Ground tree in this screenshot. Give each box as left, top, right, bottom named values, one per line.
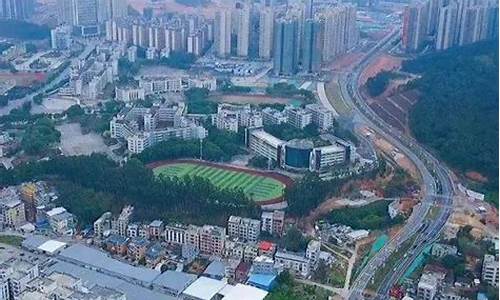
left=184, top=87, right=217, bottom=114
left=403, top=41, right=499, bottom=204
left=21, top=117, right=60, bottom=155
left=282, top=227, right=307, bottom=252
left=65, top=104, right=85, bottom=119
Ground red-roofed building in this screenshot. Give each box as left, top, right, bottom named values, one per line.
left=258, top=241, right=276, bottom=257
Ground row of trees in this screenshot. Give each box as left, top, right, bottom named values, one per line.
left=327, top=201, right=404, bottom=230
left=365, top=71, right=401, bottom=97
left=265, top=82, right=315, bottom=103
left=263, top=123, right=319, bottom=141
left=403, top=41, right=499, bottom=203
left=136, top=126, right=245, bottom=163
left=0, top=155, right=259, bottom=226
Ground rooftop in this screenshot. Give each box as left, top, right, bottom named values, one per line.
left=58, top=244, right=160, bottom=285
left=251, top=129, right=285, bottom=148
left=221, top=284, right=268, bottom=300
left=182, top=277, right=227, bottom=300
left=152, top=271, right=197, bottom=295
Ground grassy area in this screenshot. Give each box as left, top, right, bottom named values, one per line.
left=153, top=163, right=286, bottom=202
left=0, top=235, right=24, bottom=247
left=329, top=261, right=347, bottom=288
left=325, top=81, right=352, bottom=116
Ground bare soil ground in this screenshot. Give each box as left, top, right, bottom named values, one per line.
left=57, top=123, right=109, bottom=156
left=0, top=72, right=47, bottom=86
left=327, top=52, right=365, bottom=72
left=359, top=55, right=403, bottom=85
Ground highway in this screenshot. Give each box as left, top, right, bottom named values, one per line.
left=324, top=28, right=455, bottom=299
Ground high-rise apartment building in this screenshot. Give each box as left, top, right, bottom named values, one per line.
left=97, top=0, right=127, bottom=22
left=258, top=7, right=274, bottom=59
left=402, top=1, right=429, bottom=52
left=436, top=2, right=459, bottom=50
left=0, top=0, right=34, bottom=20
left=320, top=5, right=359, bottom=62
left=273, top=15, right=299, bottom=76
left=302, top=17, right=323, bottom=73
left=214, top=10, right=232, bottom=57
left=235, top=5, right=251, bottom=57
left=57, top=0, right=99, bottom=36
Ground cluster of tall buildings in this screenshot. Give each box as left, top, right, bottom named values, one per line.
left=56, top=0, right=128, bottom=36
left=105, top=14, right=213, bottom=58
left=402, top=0, right=498, bottom=52
left=213, top=1, right=359, bottom=75
left=0, top=0, right=34, bottom=20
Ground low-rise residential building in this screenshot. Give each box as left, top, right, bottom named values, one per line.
left=200, top=225, right=226, bottom=256
left=145, top=242, right=165, bottom=266
left=261, top=210, right=285, bottom=236
left=0, top=187, right=26, bottom=228
left=431, top=243, right=458, bottom=258
left=227, top=216, right=261, bottom=243
left=305, top=240, right=321, bottom=268
left=482, top=254, right=499, bottom=287
left=127, top=237, right=150, bottom=261
left=164, top=224, right=187, bottom=245
left=126, top=223, right=139, bottom=238
left=274, top=251, right=310, bottom=278
left=417, top=272, right=443, bottom=300
left=258, top=241, right=276, bottom=257
left=149, top=220, right=164, bottom=240
left=23, top=272, right=126, bottom=300
left=252, top=255, right=276, bottom=274
left=104, top=234, right=129, bottom=256
left=243, top=243, right=259, bottom=263
left=116, top=206, right=134, bottom=237
left=46, top=207, right=76, bottom=236
left=0, top=256, right=40, bottom=299
left=93, top=212, right=113, bottom=238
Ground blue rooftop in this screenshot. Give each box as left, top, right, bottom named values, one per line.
left=247, top=273, right=277, bottom=289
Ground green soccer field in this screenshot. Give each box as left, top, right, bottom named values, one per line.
left=153, top=162, right=286, bottom=202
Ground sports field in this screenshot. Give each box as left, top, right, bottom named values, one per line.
left=153, top=162, right=286, bottom=202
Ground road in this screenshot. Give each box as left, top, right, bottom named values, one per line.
left=323, top=29, right=455, bottom=299
left=0, top=42, right=97, bottom=116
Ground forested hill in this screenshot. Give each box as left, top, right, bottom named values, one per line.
left=402, top=41, right=499, bottom=202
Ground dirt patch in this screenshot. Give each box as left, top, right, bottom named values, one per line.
left=368, top=131, right=419, bottom=180
left=327, top=52, right=365, bottom=72
left=0, top=72, right=46, bottom=86
left=465, top=171, right=488, bottom=183
left=57, top=123, right=109, bottom=156
left=359, top=55, right=403, bottom=86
